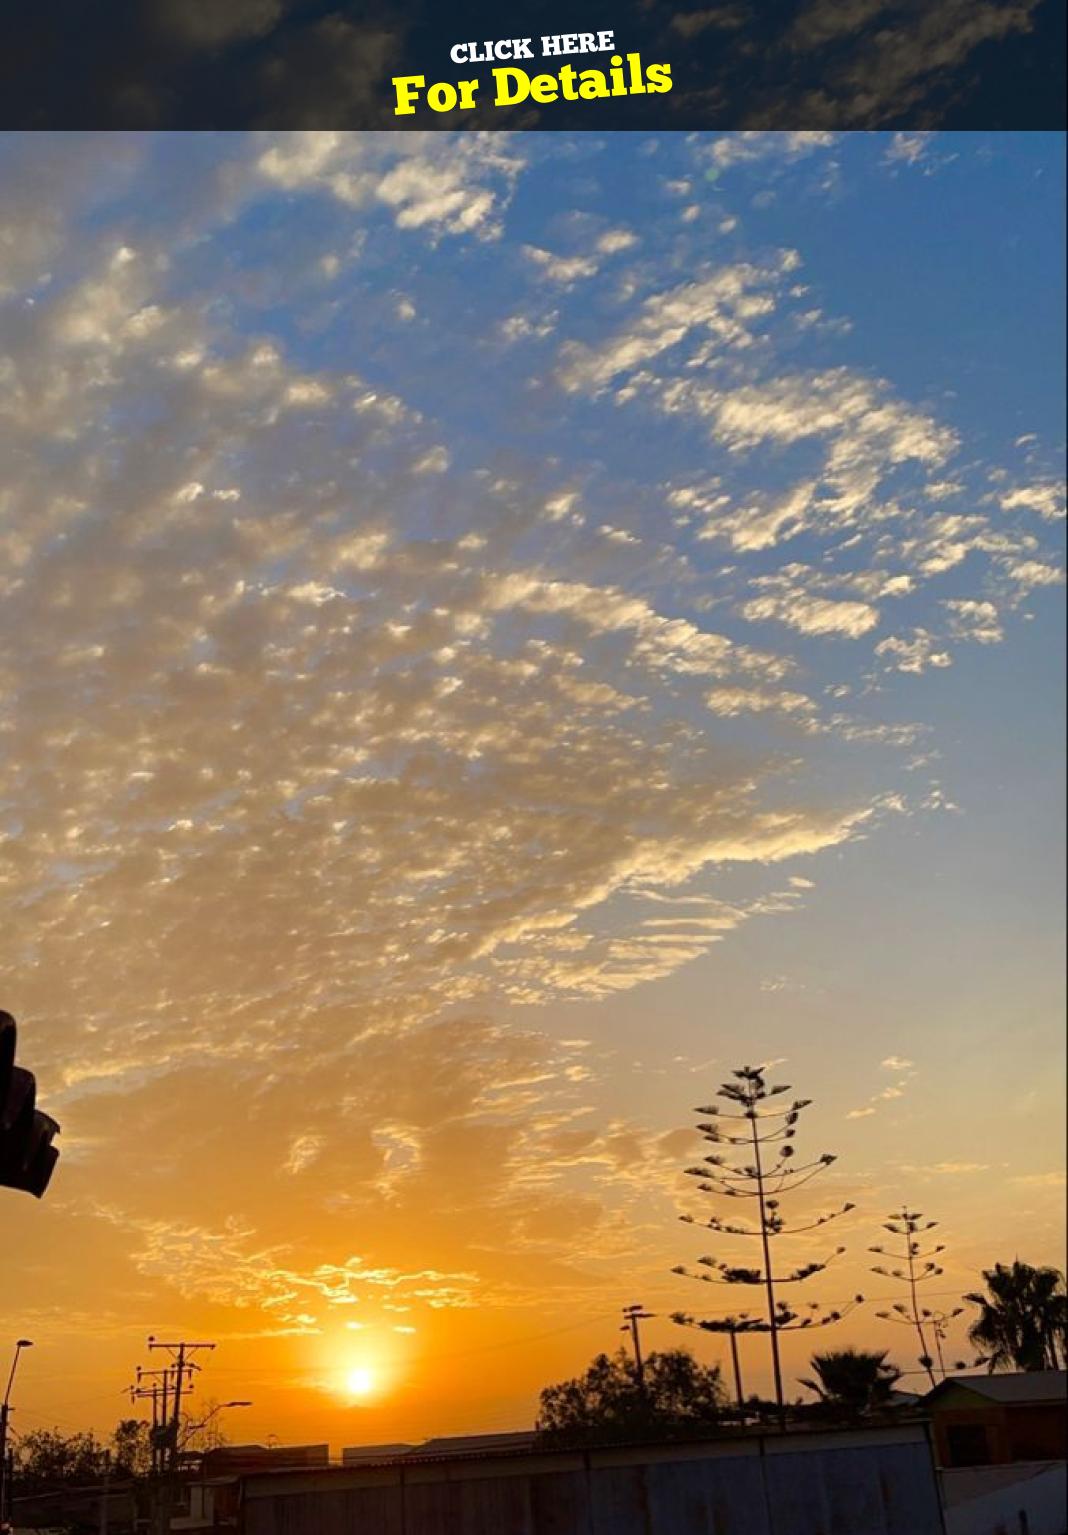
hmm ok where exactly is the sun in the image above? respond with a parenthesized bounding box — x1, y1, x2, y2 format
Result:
(345, 1365, 376, 1400)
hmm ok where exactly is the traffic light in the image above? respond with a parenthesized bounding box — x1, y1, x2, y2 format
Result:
(0, 1011, 60, 1198)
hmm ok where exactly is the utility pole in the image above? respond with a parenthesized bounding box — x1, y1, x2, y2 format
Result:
(0, 1338, 33, 1527)
(620, 1305, 654, 1401)
(129, 1367, 172, 1478)
(146, 1338, 214, 1535)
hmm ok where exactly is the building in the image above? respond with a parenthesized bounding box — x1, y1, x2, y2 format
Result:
(941, 1460, 1067, 1535)
(192, 1421, 945, 1534)
(173, 1446, 330, 1531)
(925, 1370, 1067, 1468)
(340, 1433, 535, 1466)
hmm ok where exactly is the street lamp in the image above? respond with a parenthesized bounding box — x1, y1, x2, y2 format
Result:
(179, 1399, 252, 1448)
(0, 1339, 33, 1526)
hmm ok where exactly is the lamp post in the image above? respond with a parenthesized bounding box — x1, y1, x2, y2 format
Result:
(179, 1399, 252, 1450)
(0, 1338, 33, 1527)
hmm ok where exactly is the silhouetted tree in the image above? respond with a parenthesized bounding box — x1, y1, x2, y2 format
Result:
(965, 1261, 1068, 1372)
(12, 1428, 106, 1494)
(111, 1417, 153, 1478)
(13, 1419, 152, 1494)
(870, 1206, 961, 1387)
(672, 1065, 860, 1419)
(536, 1348, 725, 1446)
(798, 1348, 901, 1419)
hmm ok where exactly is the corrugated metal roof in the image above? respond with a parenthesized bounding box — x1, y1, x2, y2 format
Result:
(419, 1431, 536, 1454)
(927, 1369, 1067, 1405)
(239, 1421, 934, 1481)
(342, 1442, 417, 1463)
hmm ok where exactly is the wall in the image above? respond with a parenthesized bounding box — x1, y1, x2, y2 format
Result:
(1007, 1406, 1068, 1463)
(240, 1424, 946, 1535)
(942, 1461, 1067, 1535)
(933, 1401, 1068, 1469)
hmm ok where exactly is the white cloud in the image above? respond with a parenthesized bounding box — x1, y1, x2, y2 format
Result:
(743, 592, 880, 638)
(522, 245, 600, 285)
(999, 481, 1066, 521)
(875, 630, 953, 674)
(258, 133, 524, 242)
(884, 131, 937, 166)
(704, 132, 840, 170)
(595, 228, 638, 255)
(556, 257, 793, 395)
(944, 599, 1003, 645)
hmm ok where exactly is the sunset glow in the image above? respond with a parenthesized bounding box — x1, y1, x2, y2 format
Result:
(344, 1366, 377, 1401)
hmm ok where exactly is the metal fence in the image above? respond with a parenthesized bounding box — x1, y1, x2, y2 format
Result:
(241, 1423, 947, 1535)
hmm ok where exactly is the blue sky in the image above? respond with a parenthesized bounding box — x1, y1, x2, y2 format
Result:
(0, 130, 1063, 1442)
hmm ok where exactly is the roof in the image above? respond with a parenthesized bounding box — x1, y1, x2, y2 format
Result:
(941, 1462, 1068, 1508)
(339, 1431, 534, 1465)
(342, 1443, 417, 1463)
(202, 1443, 330, 1473)
(926, 1370, 1067, 1406)
(419, 1431, 536, 1455)
(237, 1421, 935, 1484)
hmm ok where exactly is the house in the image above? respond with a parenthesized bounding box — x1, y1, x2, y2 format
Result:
(925, 1371, 1067, 1467)
(171, 1447, 331, 1531)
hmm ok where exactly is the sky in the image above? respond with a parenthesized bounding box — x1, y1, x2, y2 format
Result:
(0, 130, 1064, 1453)
(2, 0, 1064, 130)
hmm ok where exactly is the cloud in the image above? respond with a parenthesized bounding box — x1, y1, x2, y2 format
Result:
(703, 132, 840, 170)
(875, 630, 954, 673)
(556, 256, 794, 395)
(522, 245, 600, 286)
(596, 228, 639, 255)
(779, 0, 1043, 127)
(884, 131, 937, 166)
(151, 0, 285, 47)
(1008, 1171, 1067, 1189)
(743, 591, 880, 638)
(706, 685, 815, 716)
(944, 599, 1003, 645)
(882, 131, 959, 176)
(999, 481, 1066, 521)
(258, 133, 524, 241)
(0, 133, 1061, 1362)
(670, 7, 751, 37)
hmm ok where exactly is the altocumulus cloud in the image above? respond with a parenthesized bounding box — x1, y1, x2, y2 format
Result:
(0, 132, 1062, 1332)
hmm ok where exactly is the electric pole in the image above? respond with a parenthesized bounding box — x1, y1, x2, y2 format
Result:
(621, 1304, 654, 1401)
(129, 1366, 173, 1478)
(145, 1337, 214, 1535)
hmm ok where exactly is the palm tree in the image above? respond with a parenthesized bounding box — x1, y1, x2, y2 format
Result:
(964, 1261, 1067, 1372)
(799, 1348, 901, 1418)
